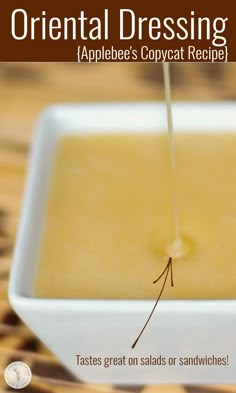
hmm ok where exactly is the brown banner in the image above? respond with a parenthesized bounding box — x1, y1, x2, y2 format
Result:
(0, 0, 234, 62)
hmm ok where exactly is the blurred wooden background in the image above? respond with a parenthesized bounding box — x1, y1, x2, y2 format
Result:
(0, 63, 236, 392)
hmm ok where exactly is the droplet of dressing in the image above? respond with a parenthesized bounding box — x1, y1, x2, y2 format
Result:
(166, 236, 193, 259)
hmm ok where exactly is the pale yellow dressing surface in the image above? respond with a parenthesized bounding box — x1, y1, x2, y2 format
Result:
(34, 133, 236, 299)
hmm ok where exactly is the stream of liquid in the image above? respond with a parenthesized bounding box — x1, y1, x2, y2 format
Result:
(162, 63, 188, 258)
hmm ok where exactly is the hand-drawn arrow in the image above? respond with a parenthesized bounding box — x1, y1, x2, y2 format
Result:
(131, 256, 174, 349)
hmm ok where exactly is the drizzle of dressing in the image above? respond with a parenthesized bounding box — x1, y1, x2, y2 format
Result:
(162, 63, 189, 258)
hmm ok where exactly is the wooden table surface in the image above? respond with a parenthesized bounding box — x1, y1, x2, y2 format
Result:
(0, 63, 236, 392)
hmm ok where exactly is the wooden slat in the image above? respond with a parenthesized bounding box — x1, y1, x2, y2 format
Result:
(143, 387, 187, 393)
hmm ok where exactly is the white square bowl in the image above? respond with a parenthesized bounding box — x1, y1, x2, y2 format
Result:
(9, 102, 236, 384)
